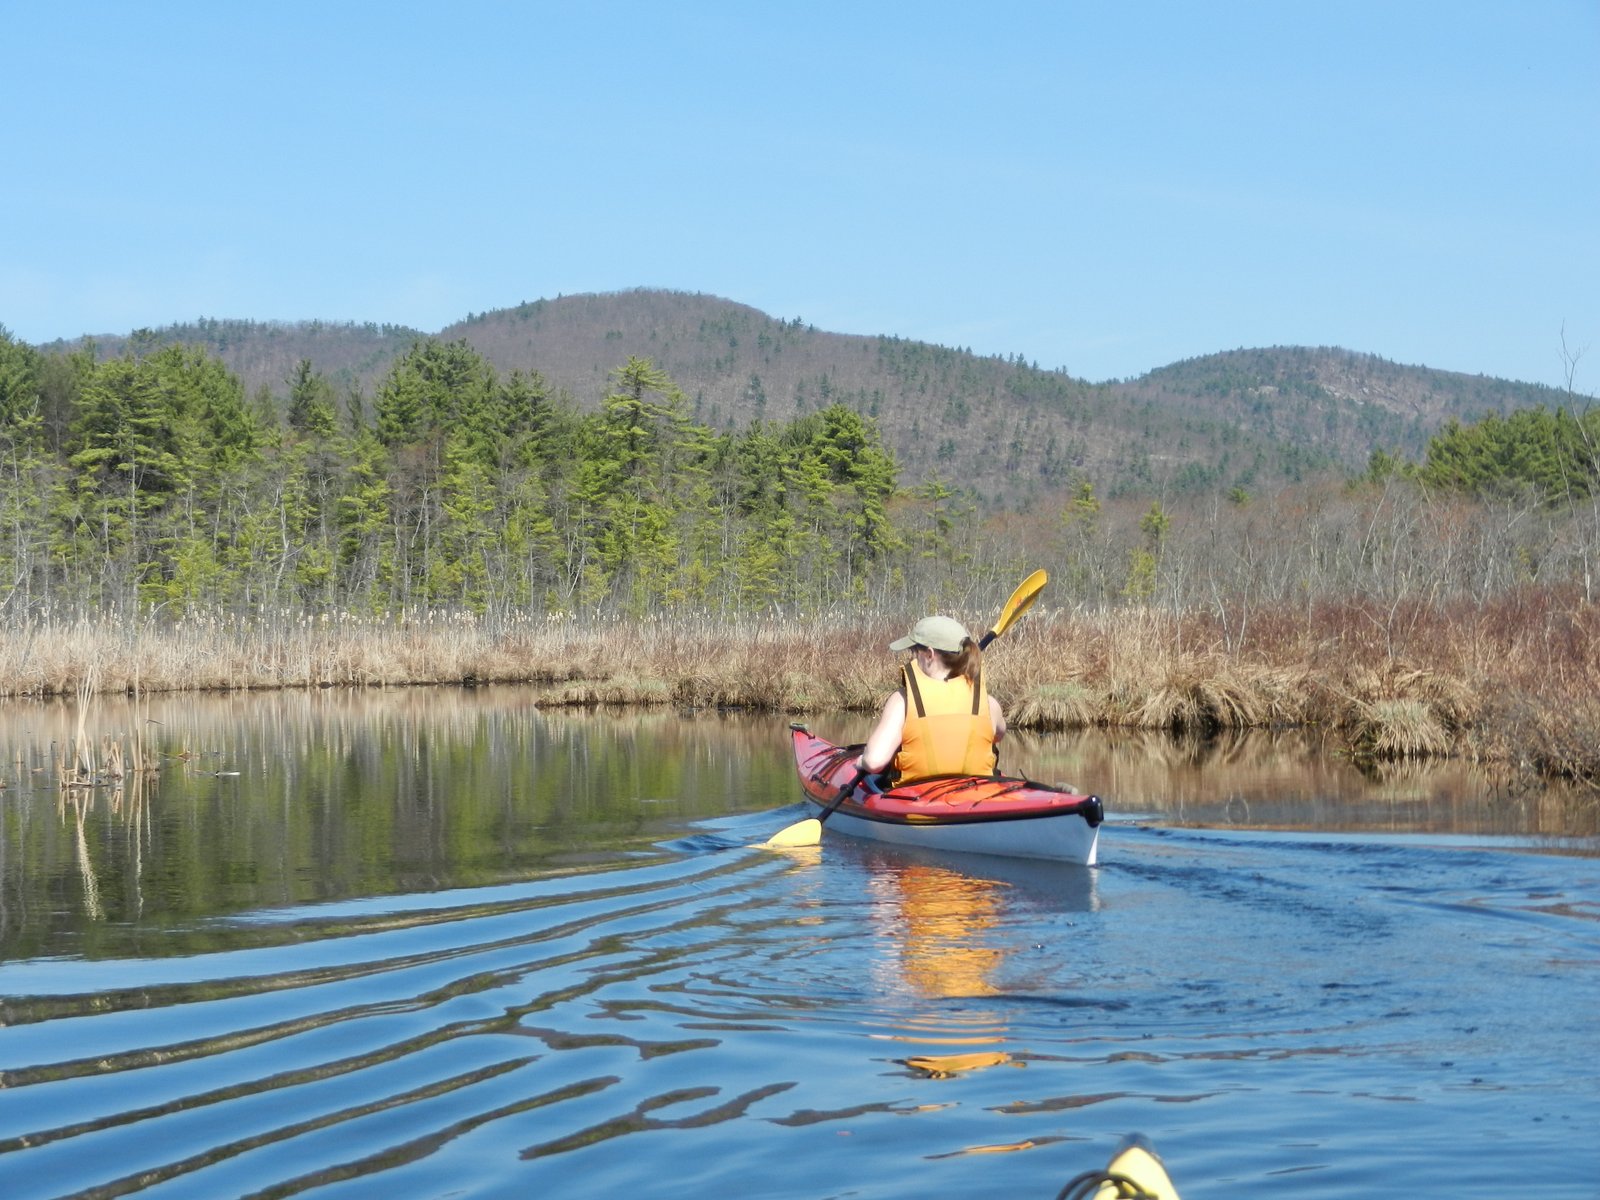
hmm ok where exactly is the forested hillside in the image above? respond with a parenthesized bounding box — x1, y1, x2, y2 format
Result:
(4, 310, 1598, 634)
(37, 289, 1560, 511)
(1120, 346, 1564, 467)
(0, 333, 926, 622)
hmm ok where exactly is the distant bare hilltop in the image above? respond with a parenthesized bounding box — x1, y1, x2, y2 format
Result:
(41, 288, 1563, 507)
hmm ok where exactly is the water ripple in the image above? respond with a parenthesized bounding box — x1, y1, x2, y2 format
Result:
(2, 830, 1597, 1198)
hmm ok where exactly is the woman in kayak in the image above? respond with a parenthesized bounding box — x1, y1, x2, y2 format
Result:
(856, 615, 1007, 786)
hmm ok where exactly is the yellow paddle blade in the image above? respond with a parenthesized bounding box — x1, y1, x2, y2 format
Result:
(759, 817, 823, 849)
(987, 568, 1047, 642)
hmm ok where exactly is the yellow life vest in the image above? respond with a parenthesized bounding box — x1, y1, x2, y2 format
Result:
(892, 660, 997, 784)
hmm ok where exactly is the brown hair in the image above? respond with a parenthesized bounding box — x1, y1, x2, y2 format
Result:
(928, 638, 981, 685)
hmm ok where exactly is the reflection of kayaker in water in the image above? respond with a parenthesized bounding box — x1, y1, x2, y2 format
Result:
(879, 860, 1005, 998)
(856, 615, 1007, 788)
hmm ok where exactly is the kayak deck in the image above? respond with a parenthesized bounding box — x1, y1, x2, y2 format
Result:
(790, 725, 1103, 864)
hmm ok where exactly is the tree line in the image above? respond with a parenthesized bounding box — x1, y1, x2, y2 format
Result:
(2, 325, 1597, 629)
(0, 332, 909, 623)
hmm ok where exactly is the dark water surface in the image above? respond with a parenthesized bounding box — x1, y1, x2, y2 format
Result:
(1, 690, 1596, 1198)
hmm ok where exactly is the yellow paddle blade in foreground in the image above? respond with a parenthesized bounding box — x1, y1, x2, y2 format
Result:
(758, 818, 823, 849)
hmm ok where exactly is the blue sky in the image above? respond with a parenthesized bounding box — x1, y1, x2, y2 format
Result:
(3, 1, 1596, 390)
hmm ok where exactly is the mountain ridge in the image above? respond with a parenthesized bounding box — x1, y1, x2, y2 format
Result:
(33, 288, 1564, 507)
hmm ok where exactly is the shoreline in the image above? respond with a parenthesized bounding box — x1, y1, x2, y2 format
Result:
(3, 601, 1597, 799)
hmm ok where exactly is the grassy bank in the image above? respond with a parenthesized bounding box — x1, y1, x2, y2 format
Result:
(3, 592, 1598, 790)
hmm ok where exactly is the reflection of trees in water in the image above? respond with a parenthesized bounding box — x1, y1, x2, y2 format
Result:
(0, 692, 807, 957)
(8, 689, 791, 783)
(0, 717, 156, 949)
(1, 694, 1591, 959)
(1007, 725, 1597, 838)
(63, 790, 104, 921)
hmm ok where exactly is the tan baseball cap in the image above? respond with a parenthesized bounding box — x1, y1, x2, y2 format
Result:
(888, 615, 972, 653)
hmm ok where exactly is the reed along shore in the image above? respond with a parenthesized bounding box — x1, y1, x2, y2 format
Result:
(3, 590, 1597, 796)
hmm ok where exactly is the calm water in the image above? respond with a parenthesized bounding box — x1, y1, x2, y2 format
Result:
(0, 690, 1596, 1198)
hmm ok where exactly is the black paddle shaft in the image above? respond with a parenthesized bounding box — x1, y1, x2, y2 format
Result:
(815, 767, 869, 827)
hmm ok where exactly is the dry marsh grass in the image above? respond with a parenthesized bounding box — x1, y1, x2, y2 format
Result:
(1010, 681, 1099, 730)
(3, 591, 1599, 788)
(1349, 698, 1454, 760)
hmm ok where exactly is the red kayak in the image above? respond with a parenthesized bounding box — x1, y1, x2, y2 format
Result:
(790, 724, 1104, 864)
